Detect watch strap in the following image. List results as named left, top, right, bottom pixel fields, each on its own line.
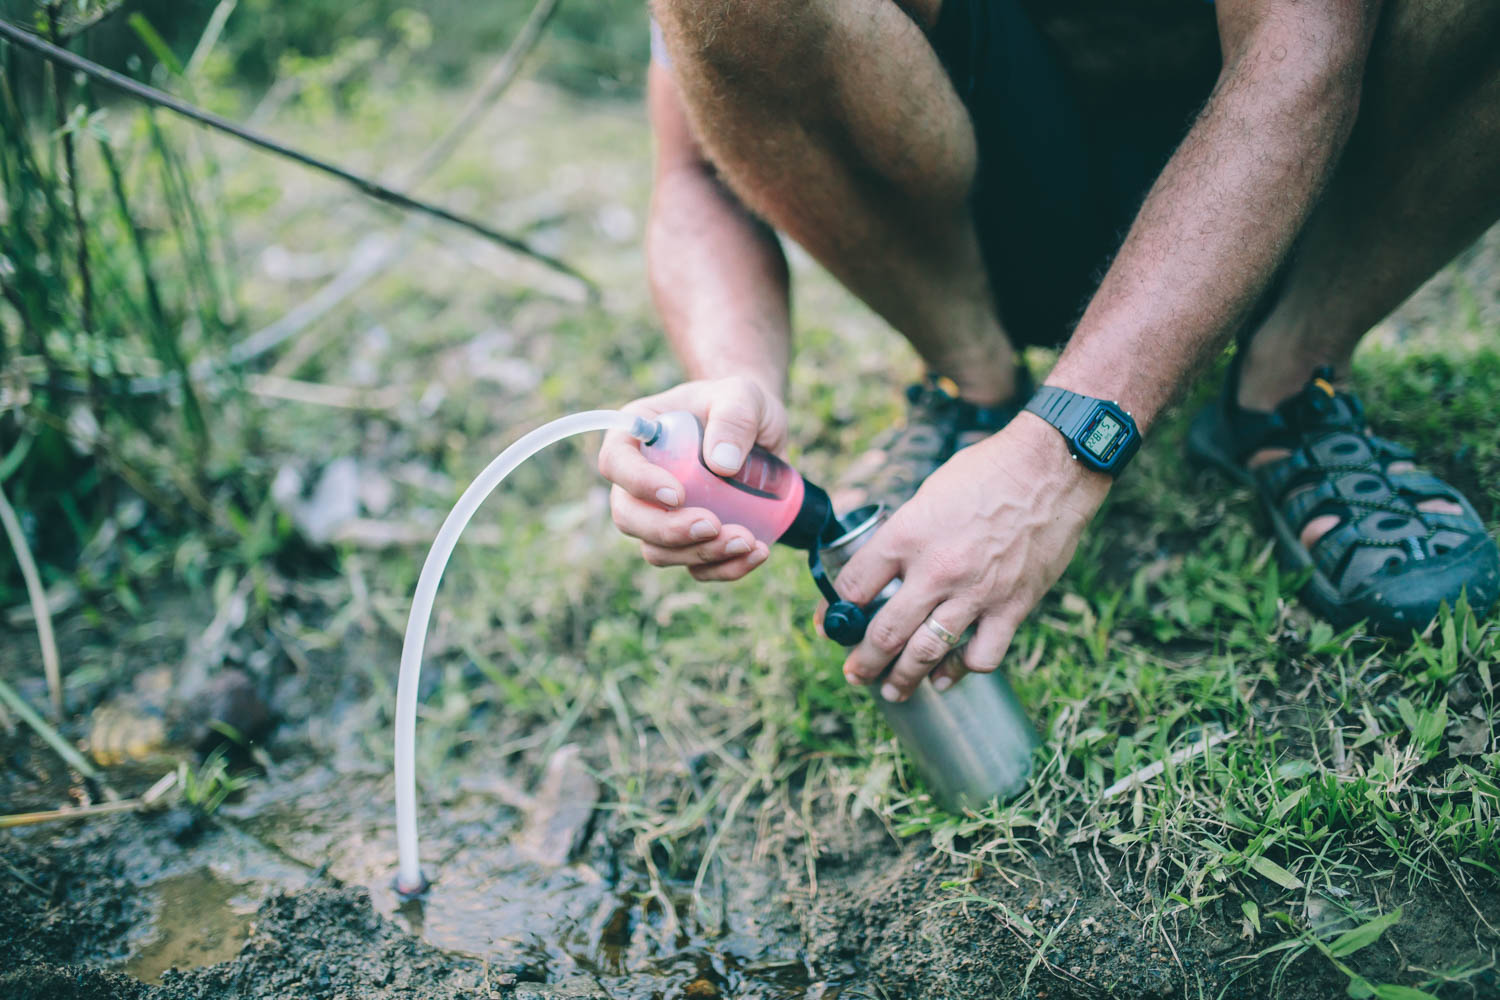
left=1025, top=385, right=1100, bottom=439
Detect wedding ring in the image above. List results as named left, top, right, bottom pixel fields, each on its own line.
left=923, top=616, right=962, bottom=646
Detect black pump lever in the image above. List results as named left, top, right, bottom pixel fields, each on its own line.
left=808, top=542, right=872, bottom=647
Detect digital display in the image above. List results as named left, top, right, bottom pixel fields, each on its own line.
left=1081, top=413, right=1124, bottom=460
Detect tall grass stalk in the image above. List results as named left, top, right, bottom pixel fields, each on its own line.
left=0, top=5, right=234, bottom=594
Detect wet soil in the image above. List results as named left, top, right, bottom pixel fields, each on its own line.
left=5, top=715, right=1497, bottom=1000
left=3, top=548, right=1499, bottom=998
left=4, top=178, right=1498, bottom=1000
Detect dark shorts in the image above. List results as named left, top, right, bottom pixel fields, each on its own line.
left=930, top=0, right=1220, bottom=346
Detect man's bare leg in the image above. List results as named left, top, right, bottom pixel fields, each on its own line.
left=651, top=0, right=1018, bottom=405
left=1231, top=0, right=1500, bottom=546
left=1237, top=0, right=1500, bottom=409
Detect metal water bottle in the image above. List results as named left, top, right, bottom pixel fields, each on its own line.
left=638, top=411, right=1040, bottom=810
left=816, top=504, right=1040, bottom=811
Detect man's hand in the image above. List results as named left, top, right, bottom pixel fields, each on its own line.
left=598, top=376, right=787, bottom=581
left=828, top=413, right=1111, bottom=702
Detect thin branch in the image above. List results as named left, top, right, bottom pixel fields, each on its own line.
left=0, top=481, right=63, bottom=719
left=123, top=230, right=405, bottom=395
left=393, top=0, right=560, bottom=190
left=0, top=771, right=176, bottom=828
left=1097, top=729, right=1236, bottom=802
left=0, top=17, right=597, bottom=297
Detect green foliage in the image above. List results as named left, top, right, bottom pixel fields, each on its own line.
left=222, top=0, right=647, bottom=92
left=0, top=0, right=651, bottom=95
left=177, top=747, right=249, bottom=814
left=0, top=4, right=253, bottom=601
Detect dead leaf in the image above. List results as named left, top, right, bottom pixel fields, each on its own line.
left=1449, top=715, right=1491, bottom=757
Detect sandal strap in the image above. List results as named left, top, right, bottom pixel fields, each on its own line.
left=909, top=366, right=1035, bottom=438
left=1230, top=365, right=1491, bottom=597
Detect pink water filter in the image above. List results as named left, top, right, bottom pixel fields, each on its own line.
left=641, top=410, right=822, bottom=546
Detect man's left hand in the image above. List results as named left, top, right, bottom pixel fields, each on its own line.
left=827, top=412, right=1112, bottom=701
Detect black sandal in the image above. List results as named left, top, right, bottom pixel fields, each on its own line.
left=1187, top=365, right=1500, bottom=633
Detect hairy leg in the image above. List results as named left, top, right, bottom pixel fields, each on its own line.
left=652, top=0, right=1018, bottom=404
left=1231, top=0, right=1500, bottom=547
left=1237, top=0, right=1500, bottom=411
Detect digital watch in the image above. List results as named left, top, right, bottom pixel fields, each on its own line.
left=1023, top=386, right=1141, bottom=477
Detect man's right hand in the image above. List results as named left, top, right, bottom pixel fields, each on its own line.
left=598, top=376, right=788, bottom=582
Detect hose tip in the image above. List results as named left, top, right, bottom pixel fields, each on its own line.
left=393, top=871, right=431, bottom=899
left=628, top=415, right=661, bottom=445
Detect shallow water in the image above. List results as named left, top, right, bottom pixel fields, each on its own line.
left=124, top=868, right=256, bottom=984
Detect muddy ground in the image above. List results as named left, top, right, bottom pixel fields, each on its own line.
left=4, top=80, right=1500, bottom=999
left=4, top=595, right=1493, bottom=1000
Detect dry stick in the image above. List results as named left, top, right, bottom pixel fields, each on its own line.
left=1098, top=729, right=1237, bottom=802
left=0, top=771, right=177, bottom=829
left=393, top=0, right=560, bottom=190
left=123, top=231, right=405, bottom=395
left=0, top=482, right=62, bottom=719
left=0, top=17, right=595, bottom=298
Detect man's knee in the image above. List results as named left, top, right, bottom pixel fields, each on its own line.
left=653, top=0, right=829, bottom=93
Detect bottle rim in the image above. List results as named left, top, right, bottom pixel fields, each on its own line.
left=821, top=503, right=886, bottom=554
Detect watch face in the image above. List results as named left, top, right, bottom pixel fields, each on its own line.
left=1080, top=412, right=1126, bottom=462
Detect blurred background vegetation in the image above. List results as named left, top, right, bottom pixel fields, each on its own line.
left=0, top=0, right=647, bottom=614
left=0, top=0, right=648, bottom=91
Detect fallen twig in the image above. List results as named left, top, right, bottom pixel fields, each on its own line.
left=0, top=481, right=62, bottom=718
left=0, top=17, right=596, bottom=297
left=18, top=0, right=581, bottom=402
left=0, top=674, right=99, bottom=780
left=0, top=771, right=176, bottom=828
left=1099, top=729, right=1237, bottom=802
left=121, top=232, right=406, bottom=395
left=246, top=374, right=408, bottom=411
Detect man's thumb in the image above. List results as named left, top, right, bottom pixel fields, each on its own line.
left=701, top=381, right=765, bottom=475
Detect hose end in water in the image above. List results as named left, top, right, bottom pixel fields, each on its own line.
left=393, top=870, right=431, bottom=900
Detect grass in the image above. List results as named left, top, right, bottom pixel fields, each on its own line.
left=3, top=22, right=1497, bottom=996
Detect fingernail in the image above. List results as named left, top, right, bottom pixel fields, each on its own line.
left=690, top=520, right=717, bottom=540
left=747, top=543, right=768, bottom=565
left=843, top=669, right=861, bottom=686
left=932, top=675, right=953, bottom=693
left=725, top=537, right=750, bottom=556
left=709, top=442, right=743, bottom=471
left=880, top=682, right=902, bottom=703
left=656, top=487, right=680, bottom=507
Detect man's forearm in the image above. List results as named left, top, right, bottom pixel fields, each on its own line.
left=1046, top=7, right=1376, bottom=430
left=648, top=163, right=792, bottom=400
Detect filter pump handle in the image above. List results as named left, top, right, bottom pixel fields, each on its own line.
left=808, top=545, right=870, bottom=646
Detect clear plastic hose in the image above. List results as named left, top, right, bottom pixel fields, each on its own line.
left=394, top=409, right=655, bottom=894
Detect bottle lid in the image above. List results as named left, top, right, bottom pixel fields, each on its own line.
left=777, top=480, right=833, bottom=550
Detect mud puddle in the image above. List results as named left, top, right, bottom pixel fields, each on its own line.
left=124, top=868, right=256, bottom=983
left=228, top=758, right=839, bottom=998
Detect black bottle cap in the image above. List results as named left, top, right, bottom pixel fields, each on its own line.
left=777, top=479, right=833, bottom=551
